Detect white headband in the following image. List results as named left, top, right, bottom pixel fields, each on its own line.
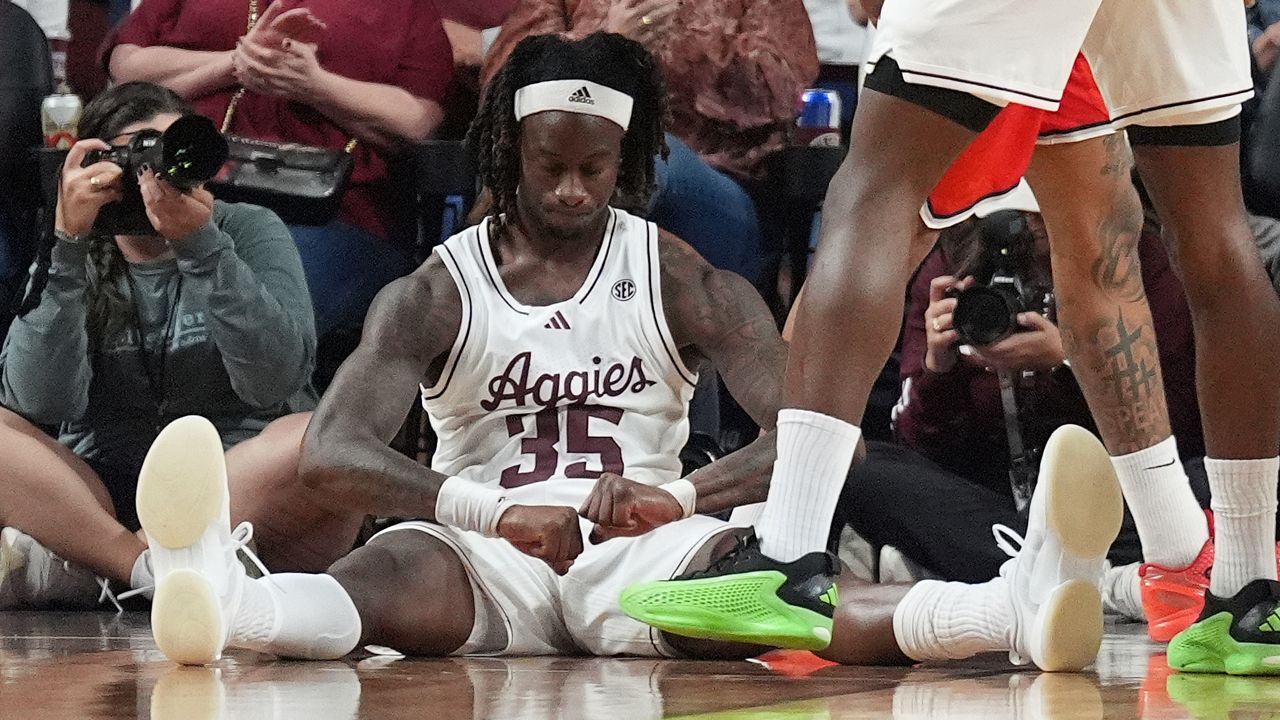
left=513, top=79, right=634, bottom=131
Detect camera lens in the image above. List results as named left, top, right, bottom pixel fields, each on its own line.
left=953, top=285, right=1020, bottom=346
left=155, top=115, right=229, bottom=189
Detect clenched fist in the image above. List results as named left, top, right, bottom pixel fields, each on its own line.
left=496, top=505, right=584, bottom=575
left=579, top=473, right=684, bottom=544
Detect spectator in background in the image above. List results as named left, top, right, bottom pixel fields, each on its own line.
left=1250, top=0, right=1280, bottom=75
left=1253, top=213, right=1280, bottom=293
left=483, top=0, right=819, bottom=283
left=105, top=0, right=453, bottom=339
left=0, top=83, right=355, bottom=610
left=833, top=206, right=1205, bottom=622
left=0, top=2, right=52, bottom=325
left=434, top=0, right=520, bottom=140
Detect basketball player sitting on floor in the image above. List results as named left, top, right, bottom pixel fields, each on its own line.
left=134, top=32, right=1123, bottom=672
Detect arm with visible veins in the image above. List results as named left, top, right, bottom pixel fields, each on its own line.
left=659, top=233, right=786, bottom=513
left=297, top=257, right=461, bottom=518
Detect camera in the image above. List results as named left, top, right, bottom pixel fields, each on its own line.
left=949, top=211, right=1053, bottom=346
left=82, top=114, right=229, bottom=235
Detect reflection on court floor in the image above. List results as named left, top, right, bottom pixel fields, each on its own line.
left=0, top=613, right=1266, bottom=719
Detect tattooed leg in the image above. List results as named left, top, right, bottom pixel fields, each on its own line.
left=1027, top=134, right=1173, bottom=455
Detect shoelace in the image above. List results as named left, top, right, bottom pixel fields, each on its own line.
left=990, top=524, right=1030, bottom=665
left=99, top=521, right=269, bottom=613
left=686, top=534, right=755, bottom=579
left=992, top=524, right=1024, bottom=560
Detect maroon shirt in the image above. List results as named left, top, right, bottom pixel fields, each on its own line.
left=107, top=0, right=454, bottom=241
left=895, top=230, right=1203, bottom=492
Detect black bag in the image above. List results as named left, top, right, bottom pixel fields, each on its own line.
left=205, top=0, right=355, bottom=226
left=210, top=133, right=355, bottom=225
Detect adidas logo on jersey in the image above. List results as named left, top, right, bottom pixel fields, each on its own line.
left=567, top=86, right=595, bottom=105
left=544, top=311, right=572, bottom=330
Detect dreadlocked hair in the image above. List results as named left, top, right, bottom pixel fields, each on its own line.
left=467, top=32, right=669, bottom=237
left=19, top=82, right=194, bottom=347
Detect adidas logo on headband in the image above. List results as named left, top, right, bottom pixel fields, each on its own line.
left=568, top=86, right=595, bottom=105
left=514, top=79, right=633, bottom=131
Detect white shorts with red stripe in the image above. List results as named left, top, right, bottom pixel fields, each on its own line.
left=923, top=55, right=1114, bottom=229
left=871, top=0, right=1252, bottom=130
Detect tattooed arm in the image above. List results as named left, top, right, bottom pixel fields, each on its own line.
left=298, top=256, right=462, bottom=518
left=659, top=232, right=785, bottom=513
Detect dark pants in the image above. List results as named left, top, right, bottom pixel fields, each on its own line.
left=835, top=441, right=1213, bottom=584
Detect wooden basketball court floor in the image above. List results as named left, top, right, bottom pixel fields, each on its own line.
left=1, top=612, right=1273, bottom=719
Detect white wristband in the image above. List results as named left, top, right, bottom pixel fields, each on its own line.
left=435, top=476, right=510, bottom=536
left=660, top=478, right=697, bottom=519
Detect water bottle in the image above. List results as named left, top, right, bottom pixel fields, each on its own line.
left=795, top=88, right=842, bottom=147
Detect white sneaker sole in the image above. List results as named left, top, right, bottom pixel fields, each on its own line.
left=1029, top=424, right=1123, bottom=672
left=1030, top=579, right=1105, bottom=672
left=137, top=416, right=229, bottom=665
left=152, top=570, right=224, bottom=666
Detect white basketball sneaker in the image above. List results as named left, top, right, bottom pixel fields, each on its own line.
left=1000, top=424, right=1123, bottom=672
left=0, top=527, right=103, bottom=609
left=138, top=415, right=261, bottom=665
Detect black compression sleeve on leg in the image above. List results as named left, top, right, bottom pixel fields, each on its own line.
left=863, top=55, right=1002, bottom=133
left=1128, top=117, right=1242, bottom=147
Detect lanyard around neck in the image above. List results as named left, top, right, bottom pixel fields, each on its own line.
left=124, top=270, right=184, bottom=424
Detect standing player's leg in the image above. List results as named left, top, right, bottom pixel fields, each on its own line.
left=1132, top=124, right=1280, bottom=674
left=755, top=70, right=988, bottom=559
left=138, top=416, right=477, bottom=665
left=618, top=70, right=991, bottom=651
left=1024, top=132, right=1214, bottom=639
left=1076, top=0, right=1280, bottom=666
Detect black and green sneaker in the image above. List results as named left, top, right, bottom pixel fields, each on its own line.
left=1168, top=578, right=1280, bottom=675
left=619, top=533, right=839, bottom=651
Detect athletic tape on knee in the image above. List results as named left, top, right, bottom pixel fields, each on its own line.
left=435, top=476, right=511, bottom=536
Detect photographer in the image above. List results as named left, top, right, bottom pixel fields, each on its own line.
left=0, top=83, right=353, bottom=609
left=835, top=208, right=1206, bottom=610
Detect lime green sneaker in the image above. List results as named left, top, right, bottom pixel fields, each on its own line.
left=619, top=534, right=839, bottom=651
left=1168, top=579, right=1280, bottom=676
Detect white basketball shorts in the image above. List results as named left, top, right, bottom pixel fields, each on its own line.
left=868, top=0, right=1253, bottom=128
left=372, top=515, right=742, bottom=657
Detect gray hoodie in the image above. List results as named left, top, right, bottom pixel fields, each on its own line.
left=0, top=201, right=317, bottom=470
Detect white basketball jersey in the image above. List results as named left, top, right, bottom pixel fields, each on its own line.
left=421, top=208, right=699, bottom=508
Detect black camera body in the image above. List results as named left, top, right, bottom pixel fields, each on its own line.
left=82, top=114, right=228, bottom=235
left=949, top=211, right=1052, bottom=346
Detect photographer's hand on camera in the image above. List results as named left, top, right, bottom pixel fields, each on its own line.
left=138, top=169, right=214, bottom=242
left=923, top=275, right=975, bottom=373
left=56, top=140, right=125, bottom=238
left=968, top=311, right=1065, bottom=373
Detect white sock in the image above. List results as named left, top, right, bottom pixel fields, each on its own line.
left=230, top=573, right=362, bottom=659
left=756, top=409, right=861, bottom=562
left=1100, top=562, right=1144, bottom=621
left=1109, top=436, right=1208, bottom=568
left=892, top=578, right=1013, bottom=661
left=130, top=550, right=154, bottom=593
left=1207, top=457, right=1280, bottom=597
